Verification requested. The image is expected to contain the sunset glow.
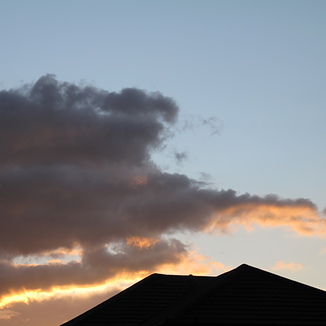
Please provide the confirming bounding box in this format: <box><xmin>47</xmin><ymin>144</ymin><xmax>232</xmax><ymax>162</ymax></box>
<box><xmin>1</xmin><ymin>1</ymin><xmax>326</xmax><ymax>325</ymax></box>
<box><xmin>272</xmin><ymin>261</ymin><xmax>303</xmax><ymax>271</ymax></box>
<box><xmin>0</xmin><ymin>251</ymin><xmax>229</xmax><ymax>312</ymax></box>
<box><xmin>126</xmin><ymin>236</ymin><xmax>159</xmax><ymax>248</ymax></box>
<box><xmin>0</xmin><ymin>272</ymin><xmax>145</xmax><ymax>310</ymax></box>
<box><xmin>207</xmin><ymin>203</ymin><xmax>326</xmax><ymax>236</ymax></box>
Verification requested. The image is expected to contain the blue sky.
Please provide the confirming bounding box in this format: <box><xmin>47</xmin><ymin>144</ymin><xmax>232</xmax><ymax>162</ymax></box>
<box><xmin>1</xmin><ymin>1</ymin><xmax>326</xmax><ymax>325</ymax></box>
<box><xmin>2</xmin><ymin>0</ymin><xmax>325</xmax><ymax>207</ymax></box>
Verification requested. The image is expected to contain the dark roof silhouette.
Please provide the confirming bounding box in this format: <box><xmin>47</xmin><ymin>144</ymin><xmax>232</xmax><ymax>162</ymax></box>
<box><xmin>61</xmin><ymin>264</ymin><xmax>326</xmax><ymax>325</ymax></box>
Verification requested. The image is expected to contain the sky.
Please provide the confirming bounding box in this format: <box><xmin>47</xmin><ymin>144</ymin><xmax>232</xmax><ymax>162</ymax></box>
<box><xmin>0</xmin><ymin>0</ymin><xmax>326</xmax><ymax>325</ymax></box>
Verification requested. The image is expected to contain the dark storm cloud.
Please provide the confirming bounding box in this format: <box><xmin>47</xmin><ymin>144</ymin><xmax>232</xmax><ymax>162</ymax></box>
<box><xmin>0</xmin><ymin>75</ymin><xmax>324</xmax><ymax>299</ymax></box>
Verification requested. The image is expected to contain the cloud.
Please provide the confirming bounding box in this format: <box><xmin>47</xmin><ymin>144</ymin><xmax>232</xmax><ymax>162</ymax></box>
<box><xmin>201</xmin><ymin>116</ymin><xmax>223</xmax><ymax>136</ymax></box>
<box><xmin>178</xmin><ymin>113</ymin><xmax>222</xmax><ymax>137</ymax></box>
<box><xmin>174</xmin><ymin>151</ymin><xmax>187</xmax><ymax>163</ymax></box>
<box><xmin>0</xmin><ymin>243</ymin><xmax>229</xmax><ymax>314</ymax></box>
<box><xmin>0</xmin><ymin>238</ymin><xmax>187</xmax><ymax>300</ymax></box>
<box><xmin>0</xmin><ymin>310</ymin><xmax>20</xmax><ymax>320</ymax></box>
<box><xmin>0</xmin><ymin>289</ymin><xmax>120</xmax><ymax>325</ymax></box>
<box><xmin>0</xmin><ymin>75</ymin><xmax>325</xmax><ymax>311</ymax></box>
<box><xmin>0</xmin><ymin>74</ymin><xmax>177</xmax><ymax>169</ymax></box>
<box><xmin>272</xmin><ymin>261</ymin><xmax>303</xmax><ymax>271</ymax></box>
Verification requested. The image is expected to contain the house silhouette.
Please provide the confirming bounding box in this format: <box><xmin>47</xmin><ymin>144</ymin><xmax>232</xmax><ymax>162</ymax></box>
<box><xmin>61</xmin><ymin>264</ymin><xmax>326</xmax><ymax>325</ymax></box>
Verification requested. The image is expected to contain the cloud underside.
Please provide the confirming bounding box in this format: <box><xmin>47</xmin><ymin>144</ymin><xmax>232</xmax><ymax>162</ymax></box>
<box><xmin>0</xmin><ymin>75</ymin><xmax>325</xmax><ymax>305</ymax></box>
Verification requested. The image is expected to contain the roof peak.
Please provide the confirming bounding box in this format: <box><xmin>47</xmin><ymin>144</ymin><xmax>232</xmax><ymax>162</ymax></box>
<box><xmin>62</xmin><ymin>263</ymin><xmax>326</xmax><ymax>326</ymax></box>
<box><xmin>151</xmin><ymin>263</ymin><xmax>255</xmax><ymax>276</ymax></box>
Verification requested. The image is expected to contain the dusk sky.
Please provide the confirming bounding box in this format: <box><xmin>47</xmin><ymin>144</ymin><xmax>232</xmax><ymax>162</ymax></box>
<box><xmin>1</xmin><ymin>1</ymin><xmax>326</xmax><ymax>325</ymax></box>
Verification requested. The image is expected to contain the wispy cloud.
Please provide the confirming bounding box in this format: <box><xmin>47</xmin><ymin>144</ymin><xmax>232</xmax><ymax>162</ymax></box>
<box><xmin>272</xmin><ymin>261</ymin><xmax>303</xmax><ymax>271</ymax></box>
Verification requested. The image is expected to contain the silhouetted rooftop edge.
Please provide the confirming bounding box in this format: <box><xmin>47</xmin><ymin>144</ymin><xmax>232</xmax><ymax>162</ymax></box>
<box><xmin>61</xmin><ymin>263</ymin><xmax>326</xmax><ymax>326</ymax></box>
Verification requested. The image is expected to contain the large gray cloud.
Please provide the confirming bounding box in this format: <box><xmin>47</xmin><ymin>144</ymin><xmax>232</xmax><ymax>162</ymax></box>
<box><xmin>0</xmin><ymin>75</ymin><xmax>324</xmax><ymax>300</ymax></box>
<box><xmin>0</xmin><ymin>74</ymin><xmax>177</xmax><ymax>168</ymax></box>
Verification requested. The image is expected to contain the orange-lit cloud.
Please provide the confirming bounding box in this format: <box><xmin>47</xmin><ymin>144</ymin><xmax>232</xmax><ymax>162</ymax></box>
<box><xmin>126</xmin><ymin>236</ymin><xmax>159</xmax><ymax>248</ymax></box>
<box><xmin>0</xmin><ymin>272</ymin><xmax>144</xmax><ymax>309</ymax></box>
<box><xmin>1</xmin><ymin>75</ymin><xmax>325</xmax><ymax>325</ymax></box>
<box><xmin>131</xmin><ymin>176</ymin><xmax>148</xmax><ymax>188</ymax></box>
<box><xmin>0</xmin><ymin>247</ymin><xmax>229</xmax><ymax>310</ymax></box>
<box><xmin>0</xmin><ymin>238</ymin><xmax>188</xmax><ymax>307</ymax></box>
<box><xmin>41</xmin><ymin>247</ymin><xmax>83</xmax><ymax>258</ymax></box>
<box><xmin>208</xmin><ymin>201</ymin><xmax>326</xmax><ymax>236</ymax></box>
<box><xmin>0</xmin><ymin>250</ymin><xmax>229</xmax><ymax>326</ymax></box>
<box><xmin>272</xmin><ymin>261</ymin><xmax>303</xmax><ymax>271</ymax></box>
<box><xmin>0</xmin><ymin>310</ymin><xmax>20</xmax><ymax>320</ymax></box>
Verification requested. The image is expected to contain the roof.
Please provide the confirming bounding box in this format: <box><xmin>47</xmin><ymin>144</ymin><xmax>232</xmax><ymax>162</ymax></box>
<box><xmin>61</xmin><ymin>264</ymin><xmax>326</xmax><ymax>325</ymax></box>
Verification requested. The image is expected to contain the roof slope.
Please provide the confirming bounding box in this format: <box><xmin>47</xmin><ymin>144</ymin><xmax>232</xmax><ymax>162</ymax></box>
<box><xmin>61</xmin><ymin>264</ymin><xmax>326</xmax><ymax>326</ymax></box>
<box><xmin>61</xmin><ymin>273</ymin><xmax>214</xmax><ymax>326</ymax></box>
<box><xmin>163</xmin><ymin>264</ymin><xmax>326</xmax><ymax>325</ymax></box>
